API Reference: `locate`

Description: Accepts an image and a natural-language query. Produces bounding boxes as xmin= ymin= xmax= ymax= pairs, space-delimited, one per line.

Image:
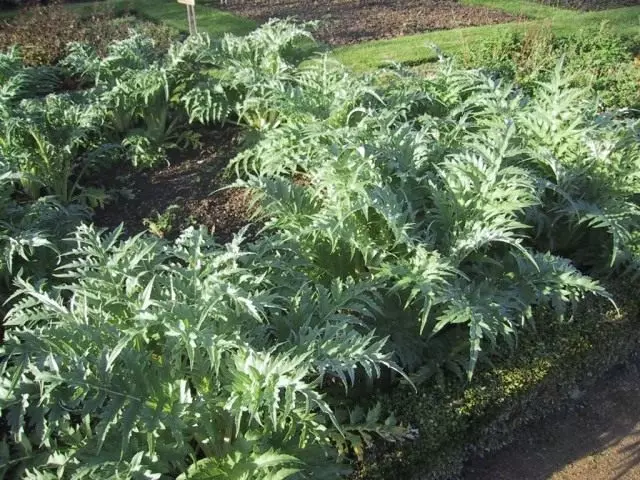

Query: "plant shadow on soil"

xmin=464 ymin=351 xmax=640 ymax=480
xmin=92 ymin=126 xmax=257 ymax=244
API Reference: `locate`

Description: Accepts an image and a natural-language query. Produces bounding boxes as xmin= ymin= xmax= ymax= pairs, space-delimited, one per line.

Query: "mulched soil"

xmin=464 ymin=351 xmax=640 ymax=480
xmin=92 ymin=127 xmax=256 ymax=244
xmin=217 ymin=0 xmax=523 ymax=46
xmin=533 ymin=0 xmax=639 ymax=11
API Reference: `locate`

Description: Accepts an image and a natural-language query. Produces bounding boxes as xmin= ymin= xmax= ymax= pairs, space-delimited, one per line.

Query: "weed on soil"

xmin=464 ymin=353 xmax=640 ymax=480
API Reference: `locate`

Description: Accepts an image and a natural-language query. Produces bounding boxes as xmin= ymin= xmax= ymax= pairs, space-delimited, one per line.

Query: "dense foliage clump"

xmin=464 ymin=23 xmax=640 ymax=111
xmin=0 ymin=21 xmax=639 ymax=479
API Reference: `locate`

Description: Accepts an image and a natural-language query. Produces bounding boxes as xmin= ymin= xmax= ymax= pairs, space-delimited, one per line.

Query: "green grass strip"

xmin=334 ymin=2 xmax=640 ymax=70
xmin=131 ymin=0 xmax=257 ymax=37
xmin=1 ymin=0 xmax=256 ymax=37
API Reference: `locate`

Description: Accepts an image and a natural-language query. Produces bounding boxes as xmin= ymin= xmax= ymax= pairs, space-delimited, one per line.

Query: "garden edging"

xmin=357 ymin=280 xmax=640 ymax=480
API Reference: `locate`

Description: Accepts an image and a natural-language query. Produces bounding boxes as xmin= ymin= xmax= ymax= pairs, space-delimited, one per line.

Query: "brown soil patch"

xmin=92 ymin=127 xmax=256 ymax=244
xmin=533 ymin=0 xmax=639 ymax=11
xmin=464 ymin=352 xmax=640 ymax=480
xmin=216 ymin=0 xmax=523 ymax=46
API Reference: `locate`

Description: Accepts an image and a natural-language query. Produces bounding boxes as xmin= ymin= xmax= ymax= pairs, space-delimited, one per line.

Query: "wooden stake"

xmin=177 ymin=0 xmax=198 ymax=35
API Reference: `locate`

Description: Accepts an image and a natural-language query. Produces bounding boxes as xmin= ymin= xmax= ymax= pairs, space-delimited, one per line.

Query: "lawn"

xmin=129 ymin=0 xmax=257 ymax=37
xmin=74 ymin=0 xmax=257 ymax=36
xmin=334 ymin=0 xmax=640 ymax=69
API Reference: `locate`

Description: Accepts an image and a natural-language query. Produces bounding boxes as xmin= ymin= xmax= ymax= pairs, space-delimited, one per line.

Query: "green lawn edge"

xmin=354 ymin=279 xmax=640 ymax=480
xmin=130 ymin=0 xmax=256 ymax=37
xmin=333 ymin=2 xmax=640 ymax=70
xmin=1 ymin=0 xmax=257 ymax=37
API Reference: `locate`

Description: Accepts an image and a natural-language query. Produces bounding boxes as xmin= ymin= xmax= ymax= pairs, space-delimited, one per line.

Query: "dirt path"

xmin=464 ymin=353 xmax=640 ymax=480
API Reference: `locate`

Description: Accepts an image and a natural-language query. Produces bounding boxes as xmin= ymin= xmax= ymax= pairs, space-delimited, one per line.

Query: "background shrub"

xmin=464 ymin=23 xmax=640 ymax=111
xmin=354 ymin=280 xmax=640 ymax=480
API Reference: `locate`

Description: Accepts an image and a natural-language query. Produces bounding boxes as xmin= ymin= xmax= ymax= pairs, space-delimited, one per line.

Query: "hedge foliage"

xmin=356 ymin=280 xmax=640 ymax=479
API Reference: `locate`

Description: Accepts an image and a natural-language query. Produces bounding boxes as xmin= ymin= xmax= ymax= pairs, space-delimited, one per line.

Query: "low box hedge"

xmin=356 ymin=279 xmax=640 ymax=480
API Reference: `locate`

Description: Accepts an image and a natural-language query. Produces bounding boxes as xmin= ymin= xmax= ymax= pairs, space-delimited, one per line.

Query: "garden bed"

xmin=3 ymin=19 xmax=640 ymax=480
xmin=218 ymin=0 xmax=523 ymax=45
xmin=93 ymin=127 xmax=255 ymax=243
xmin=0 ymin=3 xmax=178 ymax=65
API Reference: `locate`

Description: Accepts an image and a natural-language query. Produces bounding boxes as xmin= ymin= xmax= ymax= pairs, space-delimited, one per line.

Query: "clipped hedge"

xmin=356 ymin=280 xmax=640 ymax=479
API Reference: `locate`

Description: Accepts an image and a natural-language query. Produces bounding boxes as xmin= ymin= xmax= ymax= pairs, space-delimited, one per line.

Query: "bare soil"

xmin=533 ymin=0 xmax=639 ymax=11
xmin=464 ymin=352 xmax=640 ymax=480
xmin=93 ymin=127 xmax=256 ymax=244
xmin=216 ymin=0 xmax=523 ymax=46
